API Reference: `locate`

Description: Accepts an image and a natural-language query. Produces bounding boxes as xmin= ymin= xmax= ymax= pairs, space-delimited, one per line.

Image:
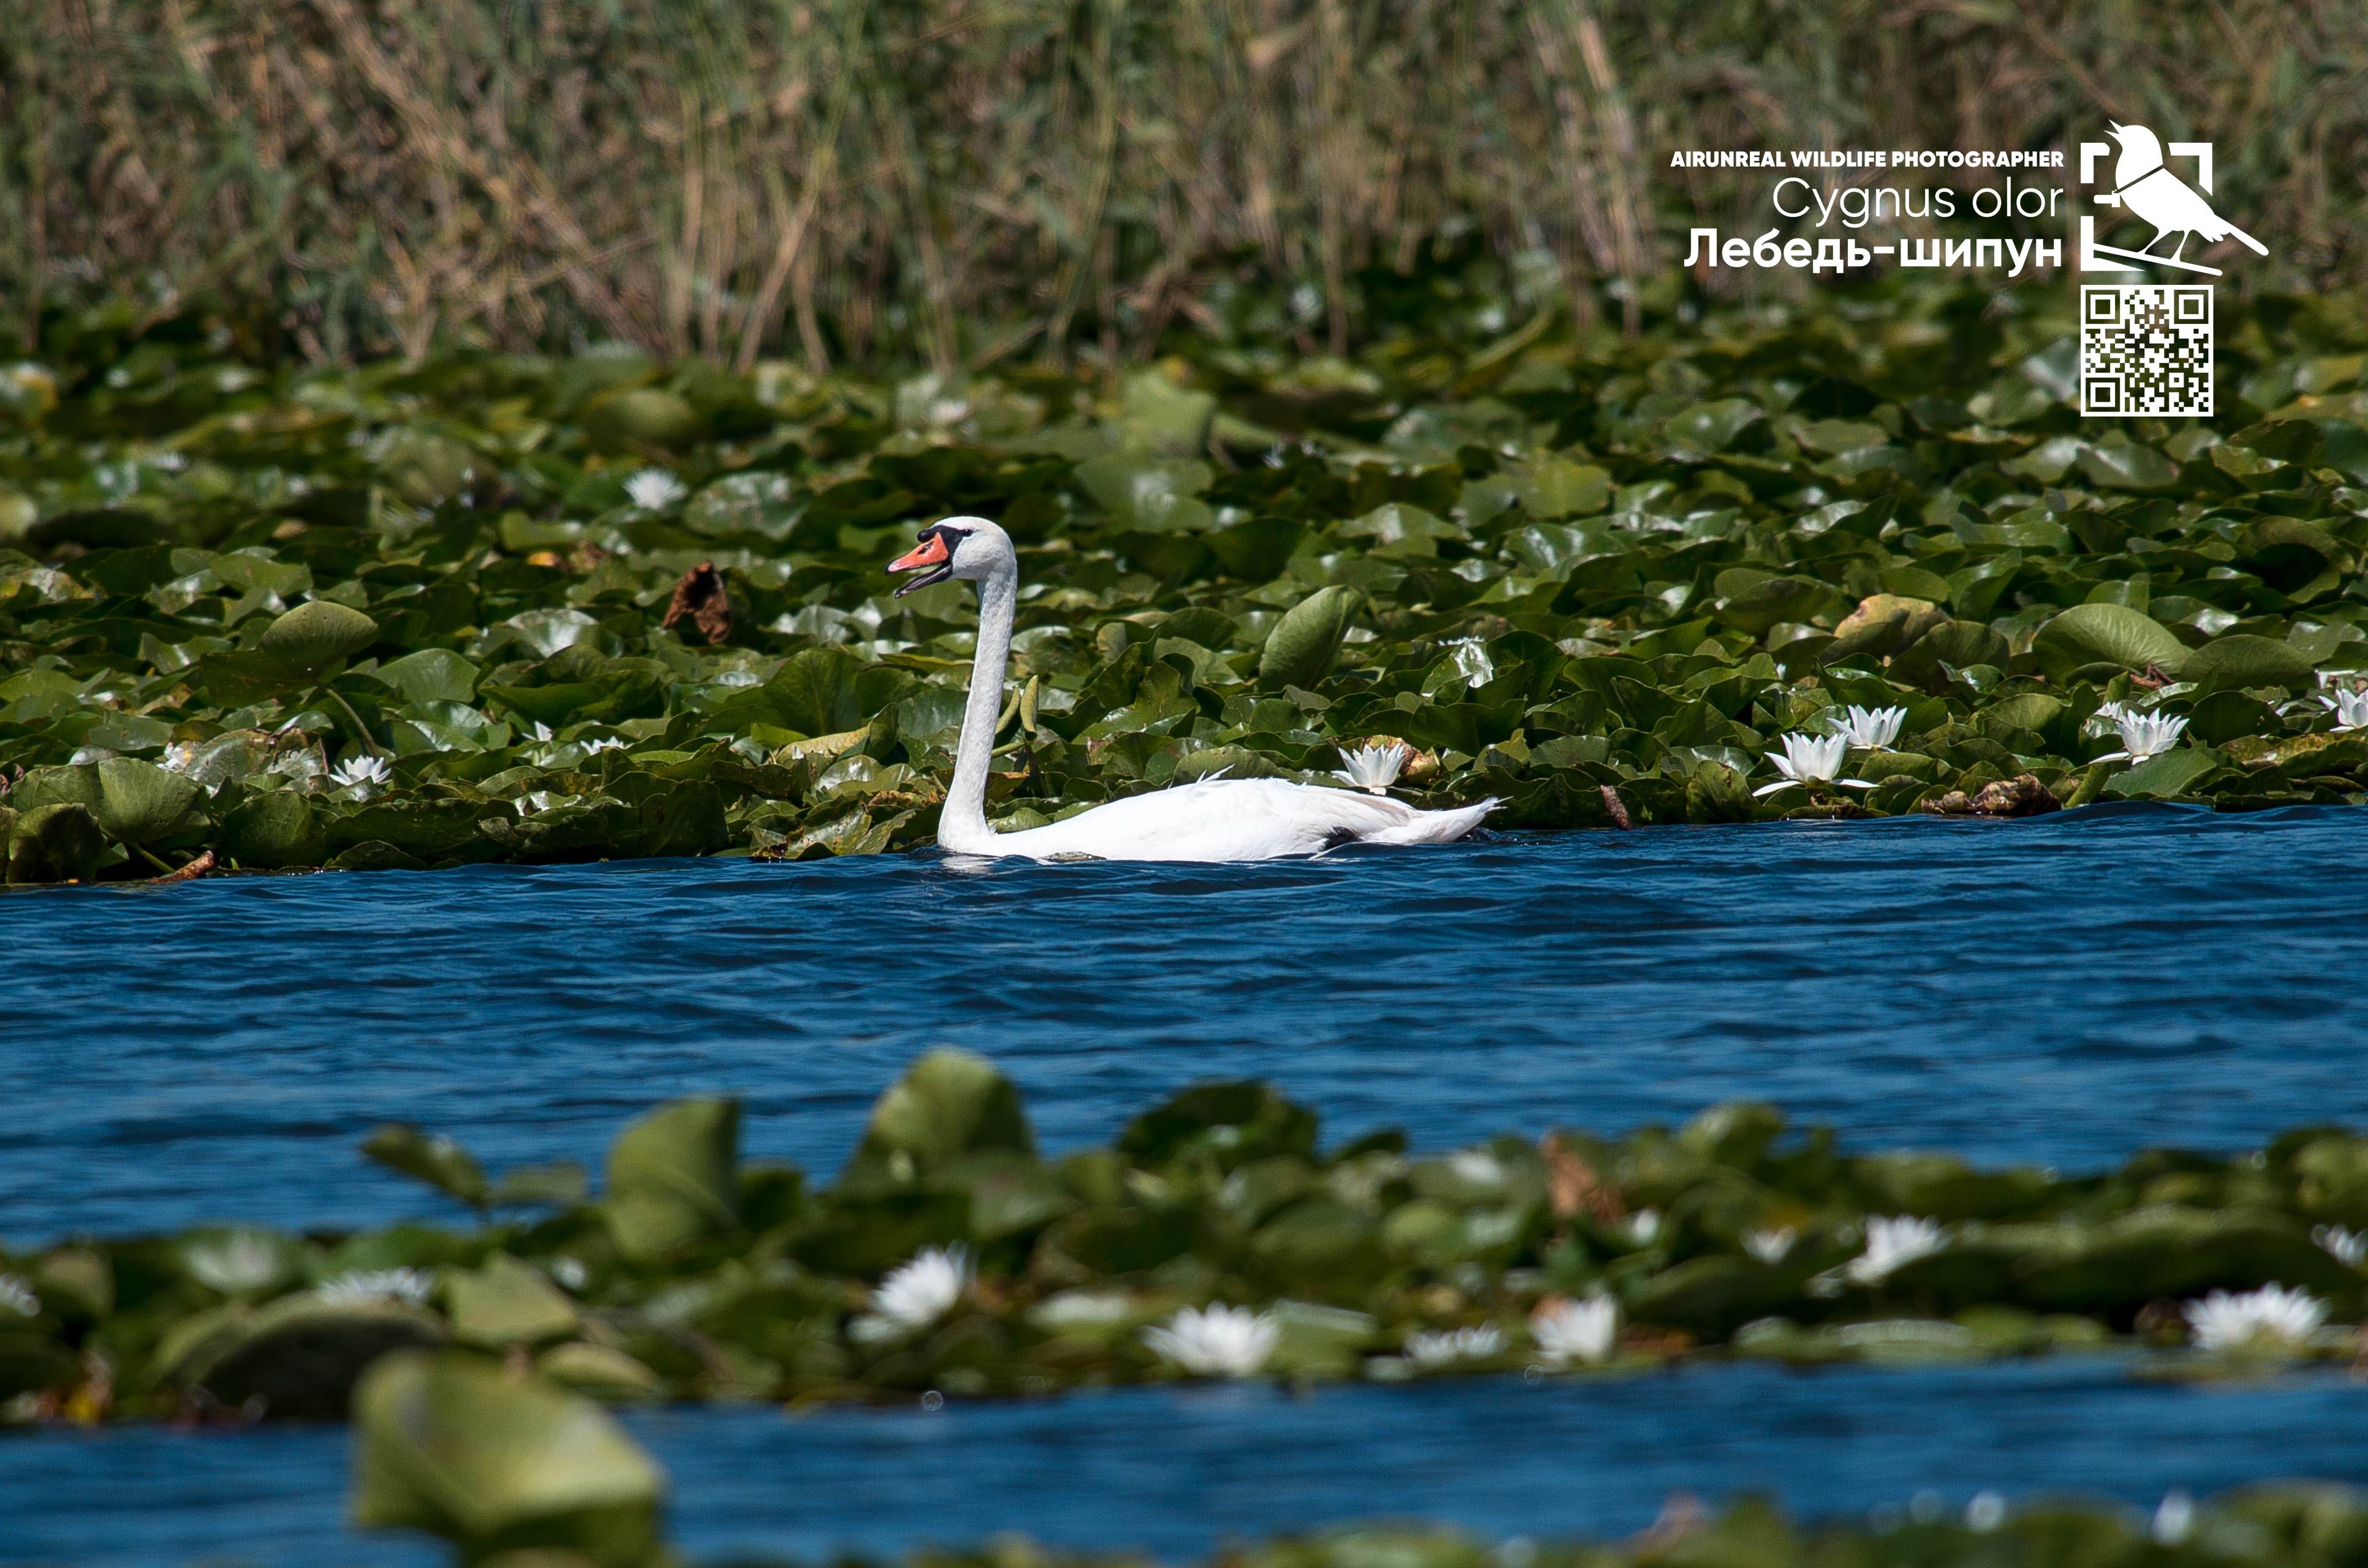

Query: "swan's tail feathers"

xmin=1364 ymin=797 xmax=1498 ymax=846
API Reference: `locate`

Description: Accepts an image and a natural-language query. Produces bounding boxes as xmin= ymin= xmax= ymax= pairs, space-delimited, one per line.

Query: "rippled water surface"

xmin=12 ymin=1361 xmax=2368 ymax=1568
xmin=6 ymin=807 xmax=2368 ymax=1564
xmin=6 ymin=807 xmax=2366 ymax=1237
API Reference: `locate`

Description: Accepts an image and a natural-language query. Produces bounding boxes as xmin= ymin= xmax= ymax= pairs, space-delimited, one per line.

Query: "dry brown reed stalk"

xmin=2 ymin=0 xmax=2359 ymax=366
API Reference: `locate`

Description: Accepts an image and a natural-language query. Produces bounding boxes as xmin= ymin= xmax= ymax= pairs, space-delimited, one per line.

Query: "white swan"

xmin=887 ymin=515 xmax=1496 ymax=862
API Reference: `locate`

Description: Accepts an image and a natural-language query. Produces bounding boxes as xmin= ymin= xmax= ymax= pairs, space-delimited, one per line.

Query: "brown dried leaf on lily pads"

xmin=662 ymin=562 xmax=732 ymax=644
xmin=1541 ymin=1133 xmax=1623 ymax=1223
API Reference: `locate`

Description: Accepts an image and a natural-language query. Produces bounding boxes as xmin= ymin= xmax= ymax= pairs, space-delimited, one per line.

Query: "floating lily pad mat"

xmin=3 ymin=808 xmax=2363 ymax=1238
xmin=8 ymin=1047 xmax=2368 ymax=1438
xmin=12 ymin=1363 xmax=2368 ymax=1567
xmin=5 ymin=283 xmax=2368 ymax=885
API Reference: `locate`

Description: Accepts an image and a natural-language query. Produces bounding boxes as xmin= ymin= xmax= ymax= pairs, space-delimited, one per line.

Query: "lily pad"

xmin=257 ymin=600 xmax=379 ymax=678
xmin=605 ymin=1098 xmax=742 ymax=1261
xmin=841 ymin=1049 xmax=1035 ymax=1189
xmin=7 ymin=802 xmax=107 ymax=883
xmin=1258 ymin=585 xmax=1357 ymax=688
xmin=90 ymin=757 xmax=203 ymax=847
xmin=352 ymin=1351 xmax=665 ymax=1560
xmin=2032 ymin=602 xmax=2187 ymax=682
xmin=2182 ymin=634 xmax=2318 ymax=691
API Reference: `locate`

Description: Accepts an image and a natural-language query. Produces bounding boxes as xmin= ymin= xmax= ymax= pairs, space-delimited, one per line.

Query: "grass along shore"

xmin=7 ymin=2 xmax=2364 ymax=368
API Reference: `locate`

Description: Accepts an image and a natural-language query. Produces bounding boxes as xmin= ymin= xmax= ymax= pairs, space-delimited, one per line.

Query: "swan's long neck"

xmin=937 ymin=563 xmax=1016 ymax=854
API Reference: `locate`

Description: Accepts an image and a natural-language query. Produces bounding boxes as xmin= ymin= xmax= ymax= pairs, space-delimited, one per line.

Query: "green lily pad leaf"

xmin=1206 ymin=517 xmax=1306 ymax=580
xmin=1257 ymin=584 xmax=1356 ymax=688
xmin=176 ymin=1294 xmax=445 ymax=1419
xmin=537 ymin=1341 xmax=664 ymax=1398
xmin=2078 ymin=440 xmax=2180 ymax=491
xmin=90 ymin=756 xmax=203 ymax=847
xmin=2032 ymin=603 xmax=2187 ymax=683
xmin=1118 ymin=1082 xmax=1318 ymax=1173
xmin=363 ymin=1125 xmax=491 ymax=1210
xmin=446 ymin=1254 xmax=579 ymax=1348
xmin=1515 ymin=457 xmax=1611 ymax=519
xmin=2186 ymin=690 xmax=2277 ymax=747
xmin=842 ymin=1049 xmax=1035 ymax=1189
xmin=490 ymin=1162 xmax=589 ymax=1208
xmin=1157 ymin=607 xmax=1239 ymax=651
xmin=7 ymin=802 xmax=107 ymax=883
xmin=482 ymin=681 xmax=608 ymax=728
xmin=605 ymin=1099 xmax=741 ymax=1261
xmin=580 ymin=386 xmax=700 ymax=451
xmin=257 ymin=600 xmax=379 ymax=679
xmin=1076 ymin=456 xmax=1215 ymax=532
xmin=1632 ymin=1256 xmax=1798 ymax=1339
xmin=1977 ymin=693 xmax=2064 ymax=741
xmin=2105 ymin=747 xmax=2219 ymax=799
xmin=1663 ymin=398 xmax=1765 ymax=456
xmin=1118 ymin=369 xmax=1216 ymax=456
xmin=2010 ymin=1209 xmax=2356 ymax=1311
xmin=352 ymin=1351 xmax=665 ymax=1555
xmin=764 ymin=647 xmax=880 ymax=737
xmin=1714 ymin=573 xmax=1847 ymax=637
xmin=2181 ymin=633 xmax=2318 ymax=690
xmin=220 ymin=791 xmax=323 ymax=869
xmin=370 ymin=649 xmax=481 ymax=705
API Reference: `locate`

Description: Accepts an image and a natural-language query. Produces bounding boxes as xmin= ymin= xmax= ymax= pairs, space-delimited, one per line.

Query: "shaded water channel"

xmin=4 ymin=806 xmax=2366 ymax=1562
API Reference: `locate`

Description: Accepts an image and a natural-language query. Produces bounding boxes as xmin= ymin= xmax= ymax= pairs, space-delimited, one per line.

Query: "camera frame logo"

xmin=2075 ymin=124 xmax=2266 ymax=420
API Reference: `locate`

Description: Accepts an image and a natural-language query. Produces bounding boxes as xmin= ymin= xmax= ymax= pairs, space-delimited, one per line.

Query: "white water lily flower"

xmin=1332 ymin=741 xmax=1409 ymax=794
xmin=161 ymin=739 xmax=202 ymax=776
xmin=1965 ymin=1492 xmax=2007 ymax=1533
xmin=1742 ymin=1226 xmax=1798 ymax=1264
xmin=1448 ymin=1149 xmax=1507 ymax=1186
xmin=624 ymin=469 xmax=688 ymax=510
xmin=1753 ymin=731 xmax=1875 ymax=796
xmin=1832 ymin=704 xmax=1906 ymax=750
xmin=2152 ymin=1491 xmax=2196 ymax=1546
xmin=327 ymin=755 xmax=393 ymax=798
xmin=312 ymin=1267 xmax=432 ymax=1308
xmin=1625 ymin=1208 xmax=1663 ymax=1246
xmin=2183 ymin=1283 xmax=2329 ymax=1351
xmin=2313 ymin=1225 xmax=2367 ymax=1268
xmin=2092 ymin=709 xmax=2188 ymax=764
xmin=1402 ymin=1324 xmax=1505 ymax=1369
xmin=1143 ymin=1304 xmax=1277 ymax=1377
xmin=0 ymin=1275 xmax=38 ymax=1317
xmin=869 ymin=1246 xmax=972 ymax=1333
xmin=1845 ymin=1215 xmax=1945 ymax=1285
xmin=583 ymin=736 xmax=626 ymax=755
xmin=1529 ymin=1294 xmax=1619 ymax=1365
xmin=1447 ymin=637 xmax=1496 ymax=688
xmin=2318 ymin=688 xmax=2368 ymax=731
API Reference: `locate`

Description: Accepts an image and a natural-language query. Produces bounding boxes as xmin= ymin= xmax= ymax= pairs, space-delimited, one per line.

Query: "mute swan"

xmin=887 ymin=515 xmax=1496 ymax=862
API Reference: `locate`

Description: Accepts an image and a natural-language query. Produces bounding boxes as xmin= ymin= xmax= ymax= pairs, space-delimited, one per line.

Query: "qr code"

xmin=2081 ymin=285 xmax=2212 ymax=417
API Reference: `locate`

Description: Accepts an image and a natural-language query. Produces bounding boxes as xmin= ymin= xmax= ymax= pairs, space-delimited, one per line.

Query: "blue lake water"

xmin=4 ymin=805 xmax=2368 ymax=1564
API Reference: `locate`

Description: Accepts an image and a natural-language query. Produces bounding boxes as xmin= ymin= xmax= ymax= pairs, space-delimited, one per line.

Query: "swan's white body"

xmin=890 ymin=516 xmax=1494 ymax=863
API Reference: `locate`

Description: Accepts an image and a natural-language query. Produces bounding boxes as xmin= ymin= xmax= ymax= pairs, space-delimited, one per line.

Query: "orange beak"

xmin=888 ymin=529 xmax=955 ymax=595
xmin=887 ymin=533 xmax=949 ymax=574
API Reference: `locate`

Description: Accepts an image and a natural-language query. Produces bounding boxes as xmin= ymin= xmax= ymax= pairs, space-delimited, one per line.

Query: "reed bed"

xmin=5 ymin=1 xmax=2362 ymax=368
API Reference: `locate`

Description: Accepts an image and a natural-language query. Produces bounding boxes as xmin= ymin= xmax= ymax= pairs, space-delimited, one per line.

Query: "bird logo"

xmin=2089 ymin=123 xmax=2267 ymax=273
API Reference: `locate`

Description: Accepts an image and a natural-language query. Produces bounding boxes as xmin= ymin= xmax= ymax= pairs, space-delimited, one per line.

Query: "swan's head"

xmin=888 ymin=515 xmax=1012 ymax=597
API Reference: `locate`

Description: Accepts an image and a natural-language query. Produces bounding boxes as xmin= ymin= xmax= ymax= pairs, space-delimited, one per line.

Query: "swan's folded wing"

xmin=989 ymin=777 xmax=1490 ymax=862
